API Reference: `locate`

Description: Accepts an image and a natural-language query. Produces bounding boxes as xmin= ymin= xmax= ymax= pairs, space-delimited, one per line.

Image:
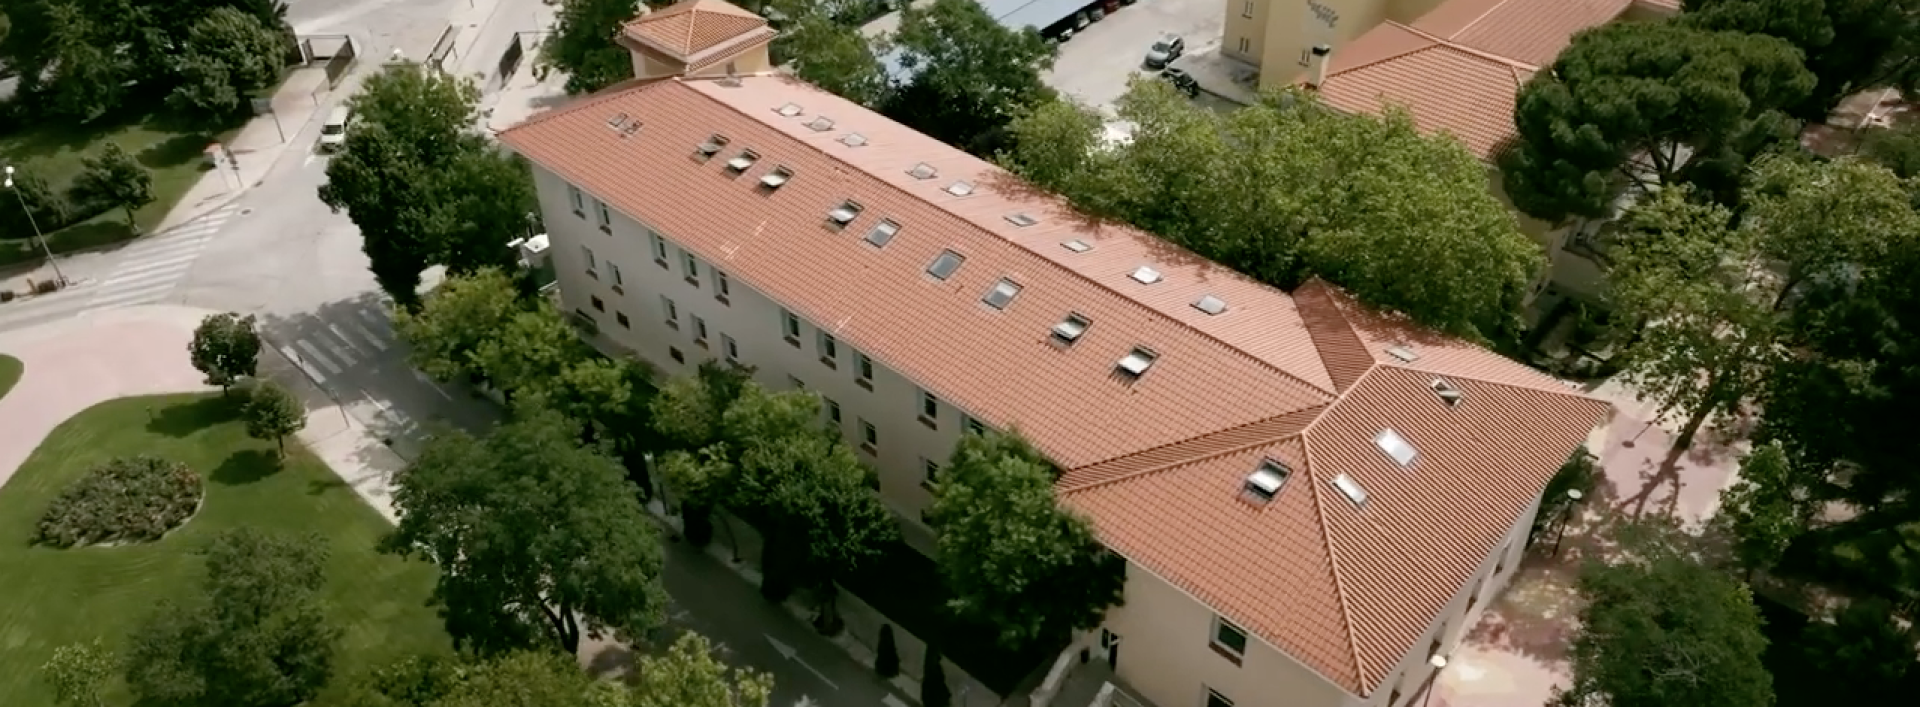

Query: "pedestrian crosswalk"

xmin=274 ymin=301 xmax=400 ymax=387
xmin=268 ymin=297 xmax=440 ymax=449
xmin=84 ymin=204 xmax=239 ymax=311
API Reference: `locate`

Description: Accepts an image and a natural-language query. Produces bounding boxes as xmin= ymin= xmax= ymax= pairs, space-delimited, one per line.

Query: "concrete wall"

xmin=1229 ymin=0 xmax=1445 ymax=88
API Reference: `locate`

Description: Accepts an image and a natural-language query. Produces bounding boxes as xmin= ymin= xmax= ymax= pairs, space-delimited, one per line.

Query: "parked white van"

xmin=317 ymin=107 xmax=351 ymax=152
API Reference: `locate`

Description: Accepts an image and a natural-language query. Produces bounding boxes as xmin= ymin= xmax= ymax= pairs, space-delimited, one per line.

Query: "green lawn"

xmin=0 ymin=113 xmax=238 ymax=267
xmin=0 ymin=354 xmax=19 ymax=401
xmin=0 ymin=394 xmax=450 ymax=705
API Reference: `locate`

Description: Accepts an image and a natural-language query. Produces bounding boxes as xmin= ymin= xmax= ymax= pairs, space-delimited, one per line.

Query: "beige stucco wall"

xmin=632 ymin=47 xmax=687 ymax=80
xmin=1230 ymin=0 xmax=1447 ymax=88
xmin=688 ymin=43 xmax=774 ymax=78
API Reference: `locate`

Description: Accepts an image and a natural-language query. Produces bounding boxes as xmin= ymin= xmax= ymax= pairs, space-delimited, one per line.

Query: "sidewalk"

xmin=156 ymin=67 xmax=336 ymax=233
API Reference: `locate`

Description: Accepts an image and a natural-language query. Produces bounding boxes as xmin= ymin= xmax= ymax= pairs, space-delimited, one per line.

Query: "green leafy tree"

xmin=1004 ymin=83 xmax=1542 ymax=338
xmin=382 ymin=406 xmax=668 ymax=655
xmin=474 ymin=304 xmax=592 ymax=400
xmin=1861 ymin=118 xmax=1920 ymax=181
xmin=1499 ymin=21 xmax=1815 ymax=222
xmin=30 ymin=1 xmax=129 ymax=120
xmin=1553 ymin=521 xmax=1774 ymax=707
xmin=166 ymin=7 xmax=288 ymax=118
xmin=1713 ymin=441 xmax=1811 ymax=577
xmin=425 ymin=651 xmax=615 ymax=707
xmin=320 ymin=123 xmax=439 ymax=308
xmin=124 ymin=529 xmax=342 ymax=707
xmin=1797 ymin=597 xmax=1918 ymax=705
xmin=394 ymin=267 xmax=525 ymax=383
xmin=244 ymin=380 xmax=305 ymax=456
xmin=748 ymin=430 xmax=898 ymax=631
xmin=69 ymin=143 xmax=153 ymax=229
xmin=540 ymin=0 xmax=640 ymax=95
xmin=770 ymin=0 xmax=888 ymax=106
xmin=0 ymin=163 xmax=71 ymax=238
xmin=1683 ymin=0 xmax=1920 ymax=119
xmin=421 ymin=149 xmax=538 ymax=276
xmin=629 ymin=632 xmax=775 ymax=707
xmin=931 ymin=431 xmax=1124 ymax=651
xmin=188 ymin=312 xmax=262 ymax=395
xmin=1530 ymin=447 xmax=1600 ymax=544
xmin=886 ymin=0 xmax=1057 ymax=156
xmin=41 ymin=639 xmax=115 ymax=707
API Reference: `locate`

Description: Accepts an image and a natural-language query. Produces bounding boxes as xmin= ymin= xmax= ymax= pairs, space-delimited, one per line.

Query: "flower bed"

xmin=34 ymin=455 xmax=203 ymax=548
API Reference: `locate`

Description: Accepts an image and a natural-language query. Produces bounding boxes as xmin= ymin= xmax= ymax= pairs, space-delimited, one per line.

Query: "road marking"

xmin=280 ymin=344 xmax=327 ymax=384
xmin=91 ymin=281 xmax=180 ymax=309
xmin=357 ymin=307 xmax=392 ymax=331
xmin=348 ymin=322 xmax=390 ymax=351
xmin=103 ymin=251 xmax=203 ymax=283
xmin=881 ymin=696 xmax=910 ymax=707
xmin=320 ymin=337 xmax=358 ymax=367
xmin=294 ymin=339 xmax=343 ymax=375
xmin=765 ymin=635 xmax=839 ymax=691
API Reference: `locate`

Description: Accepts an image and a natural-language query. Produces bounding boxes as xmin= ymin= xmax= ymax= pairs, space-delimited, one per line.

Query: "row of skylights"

xmin=840 ymin=133 xmax=869 ymax=147
xmin=1242 ymin=458 xmax=1367 ymax=508
xmin=1062 ymin=239 xmax=1092 ymax=253
xmin=910 ymin=162 xmax=938 ymax=180
xmin=946 ymin=181 xmax=974 ymax=196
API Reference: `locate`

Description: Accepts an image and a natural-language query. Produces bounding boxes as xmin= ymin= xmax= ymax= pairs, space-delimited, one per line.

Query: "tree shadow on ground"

xmin=307 ymin=476 xmax=349 ymax=496
xmin=138 ymin=132 xmax=216 ymax=172
xmin=583 ymin=641 xmax=639 ymax=682
xmin=210 ymin=448 xmax=282 ymax=485
xmin=1459 ymin=548 xmax=1587 ymax=666
xmin=1610 ymin=415 xmax=1748 ymax=522
xmin=146 ymin=395 xmax=240 ymax=437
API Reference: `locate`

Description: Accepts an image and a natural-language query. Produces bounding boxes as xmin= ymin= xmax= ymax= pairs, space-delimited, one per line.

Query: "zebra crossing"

xmin=269 ymin=298 xmax=443 ymax=449
xmin=84 ymin=205 xmax=239 ymax=311
xmin=273 ymin=301 xmax=400 ymax=387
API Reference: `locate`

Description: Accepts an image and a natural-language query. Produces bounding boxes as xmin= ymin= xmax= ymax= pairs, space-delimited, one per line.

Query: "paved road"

xmin=0 ymin=205 xmax=243 ymax=331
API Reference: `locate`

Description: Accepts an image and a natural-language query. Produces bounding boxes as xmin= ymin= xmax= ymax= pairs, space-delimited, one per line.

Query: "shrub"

xmin=1 ymin=290 xmax=14 ymax=303
xmin=36 ymin=456 xmax=203 ymax=548
xmin=34 ymin=279 xmax=60 ymax=294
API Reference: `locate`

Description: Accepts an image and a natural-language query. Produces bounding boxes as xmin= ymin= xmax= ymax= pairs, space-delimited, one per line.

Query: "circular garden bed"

xmin=34 ymin=455 xmax=204 ymax=548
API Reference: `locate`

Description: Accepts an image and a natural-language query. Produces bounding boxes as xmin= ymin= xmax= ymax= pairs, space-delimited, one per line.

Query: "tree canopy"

xmin=167 ymin=7 xmax=288 ymax=118
xmin=342 ymin=632 xmax=772 ymax=707
xmin=884 ymin=0 xmax=1057 ymax=156
xmin=770 ymin=0 xmax=890 ymax=106
xmin=244 ymin=380 xmax=306 ymax=456
xmin=1682 ymin=0 xmax=1920 ymax=119
xmin=930 ymin=431 xmax=1124 ymax=651
xmin=1499 ymin=20 xmax=1815 ymax=222
xmin=69 ymin=143 xmax=154 ymax=228
xmin=1554 ymin=522 xmax=1774 ymax=707
xmin=1003 ymin=82 xmax=1543 ymax=339
xmin=188 ymin=311 xmax=261 ymax=394
xmin=541 ymin=0 xmax=641 ymax=94
xmin=382 ymin=406 xmax=668 ymax=655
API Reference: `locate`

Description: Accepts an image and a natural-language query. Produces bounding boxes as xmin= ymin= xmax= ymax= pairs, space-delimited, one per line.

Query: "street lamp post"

xmin=1551 ymin=488 xmax=1586 ymax=558
xmin=1420 ymin=654 xmax=1450 ymax=707
xmin=3 ymin=165 xmax=69 ymax=287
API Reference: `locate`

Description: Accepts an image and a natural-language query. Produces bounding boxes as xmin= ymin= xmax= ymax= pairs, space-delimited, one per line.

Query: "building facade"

xmin=500 ymin=4 xmax=1610 ymax=707
xmin=1222 ymin=0 xmax=1449 ymax=91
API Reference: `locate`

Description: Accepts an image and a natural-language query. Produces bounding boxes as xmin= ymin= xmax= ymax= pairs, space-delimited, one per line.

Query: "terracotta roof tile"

xmin=623 ymin=0 xmax=772 ymax=60
xmin=500 ymin=71 xmax=1612 ymax=696
xmin=1428 ymin=0 xmax=1633 ymax=67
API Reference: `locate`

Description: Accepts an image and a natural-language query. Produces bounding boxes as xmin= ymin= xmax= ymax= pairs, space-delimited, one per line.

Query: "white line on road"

xmin=280 ymin=344 xmax=327 ymax=384
xmin=90 ymin=281 xmax=180 ymax=309
xmin=356 ymin=307 xmax=391 ymax=331
xmin=103 ymin=251 xmax=204 ymax=283
xmin=347 ymin=322 xmax=390 ymax=351
xmin=320 ymin=337 xmax=359 ymax=368
xmin=766 ymin=635 xmax=839 ymax=691
xmin=881 ymin=696 xmax=910 ymax=707
xmin=294 ymin=339 xmax=344 ymax=375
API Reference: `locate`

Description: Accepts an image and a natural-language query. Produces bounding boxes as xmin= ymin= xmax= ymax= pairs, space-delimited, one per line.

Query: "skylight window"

xmin=1245 ymin=459 xmax=1290 ymax=502
xmin=1386 ymin=345 xmax=1419 ymax=363
xmin=760 ymin=166 xmax=794 ymax=189
xmin=607 ymin=112 xmax=630 ymax=128
xmin=1331 ymin=473 xmax=1368 ymax=507
xmin=775 ymin=102 xmax=803 ymax=117
xmin=1116 ymin=347 xmax=1158 ymax=378
xmin=725 ymin=150 xmax=758 ymax=173
xmin=865 ymin=219 xmax=900 ymax=248
xmin=1005 ymin=213 xmax=1039 ymax=227
xmin=945 ymin=181 xmax=975 ymax=197
xmin=1061 ymin=239 xmax=1092 ymax=253
xmin=696 ymin=134 xmax=729 ymax=160
xmin=1130 ymin=265 xmax=1162 ymax=285
xmin=1430 ymin=378 xmax=1464 ymax=408
xmin=1193 ymin=295 xmax=1227 ymax=315
xmin=982 ymin=279 xmax=1022 ymax=310
xmin=840 ymin=133 xmax=868 ymax=147
xmin=618 ymin=120 xmax=641 ymax=138
xmin=1053 ymin=313 xmax=1090 ymax=344
xmin=927 ymin=250 xmax=966 ymax=280
xmin=806 ymin=116 xmax=835 ymax=131
xmin=827 ymin=200 xmax=863 ymax=226
xmin=908 ymin=162 xmax=938 ymax=180
xmin=1375 ymin=428 xmax=1418 ymax=467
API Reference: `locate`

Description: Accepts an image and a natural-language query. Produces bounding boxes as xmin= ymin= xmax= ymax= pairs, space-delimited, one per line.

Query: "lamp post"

xmin=3 ymin=165 xmax=69 ymax=287
xmin=1551 ymin=488 xmax=1586 ymax=558
xmin=1420 ymin=654 xmax=1450 ymax=707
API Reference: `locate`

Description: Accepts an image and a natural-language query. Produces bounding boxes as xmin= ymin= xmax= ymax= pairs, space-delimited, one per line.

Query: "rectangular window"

xmin=649 ymin=231 xmax=668 ymax=263
xmin=965 ymin=416 xmax=985 ymax=436
xmin=693 ymin=315 xmax=708 ymax=344
xmin=660 ymin=296 xmax=679 ymax=326
xmin=680 ymin=249 xmax=700 ymax=283
xmin=581 ymin=245 xmax=597 ymax=273
xmin=788 ymin=375 xmax=805 ymax=390
xmin=609 ymin=262 xmax=623 ymax=287
xmin=781 ymin=309 xmax=802 ymax=343
xmin=826 ymin=398 xmax=842 ymax=423
xmin=860 ymin=419 xmax=878 ymax=448
xmin=723 ymin=334 xmax=739 ymax=362
xmin=1210 ymin=616 xmax=1249 ymax=662
xmin=855 ymin=353 xmax=874 ymax=390
xmin=595 ymin=199 xmax=612 ymax=230
xmin=1206 ymin=688 xmax=1234 ymax=707
xmin=568 ymin=185 xmax=585 ymax=214
xmin=616 ymin=311 xmax=630 ymax=328
xmin=922 ymin=458 xmax=941 ymax=490
xmin=1241 ymin=0 xmax=1252 ymax=17
xmin=818 ymin=331 xmax=838 ymax=366
xmin=918 ymin=389 xmax=939 ymax=427
xmin=715 ymin=270 xmax=732 ymax=302
xmin=590 ymin=295 xmax=604 ymax=312
xmin=1238 ymin=36 xmax=1250 ymax=54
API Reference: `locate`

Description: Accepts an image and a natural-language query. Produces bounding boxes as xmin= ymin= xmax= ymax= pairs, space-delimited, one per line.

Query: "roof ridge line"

xmin=496 ymin=76 xmax=672 ymax=139
xmin=683 ymin=79 xmax=1342 ymax=399
xmin=1324 ymin=23 xmax=1443 ymax=80
xmin=1394 ymin=21 xmax=1541 ymax=71
xmin=1300 ymin=362 xmax=1382 ymax=437
xmin=1056 ymin=407 xmax=1328 ymax=494
xmin=1385 ymin=362 xmax=1602 ymax=402
xmin=1299 ymin=432 xmax=1372 ymax=690
xmin=1445 ymin=0 xmax=1519 ymax=42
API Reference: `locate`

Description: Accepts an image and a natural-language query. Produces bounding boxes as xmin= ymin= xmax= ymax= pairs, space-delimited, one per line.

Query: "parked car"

xmin=1102 ymin=0 xmax=1121 ymax=11
xmin=1160 ymin=67 xmax=1200 ymax=98
xmin=1073 ymin=10 xmax=1091 ymax=29
xmin=317 ymin=106 xmax=352 ymax=153
xmin=1089 ymin=6 xmax=1105 ymax=21
xmin=1145 ymin=34 xmax=1185 ymax=69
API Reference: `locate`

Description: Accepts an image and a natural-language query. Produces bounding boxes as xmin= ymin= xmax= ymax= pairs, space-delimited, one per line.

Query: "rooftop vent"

xmin=725 ymin=150 xmax=758 ymax=173
xmin=840 ymin=132 xmax=869 ymax=147
xmin=1430 ymin=378 xmax=1463 ymax=408
xmin=1117 ymin=347 xmax=1158 ymax=378
xmin=1374 ymin=428 xmax=1418 ymax=467
xmin=1006 ymin=213 xmax=1039 ymax=227
xmin=775 ymin=102 xmax=803 ymax=117
xmin=618 ymin=120 xmax=641 ymax=138
xmin=1244 ymin=459 xmax=1290 ymax=502
xmin=607 ymin=112 xmax=630 ymax=128
xmin=1386 ymin=345 xmax=1419 ymax=363
xmin=1053 ymin=313 xmax=1090 ymax=345
xmin=983 ymin=278 xmax=1022 ymax=310
xmin=696 ymin=134 xmax=729 ymax=159
xmin=1062 ymin=239 xmax=1092 ymax=253
xmin=945 ymin=181 xmax=975 ymax=197
xmin=1331 ymin=473 xmax=1368 ymax=507
xmin=828 ymin=200 xmax=863 ymax=225
xmin=1193 ymin=295 xmax=1227 ymax=315
xmin=806 ymin=116 xmax=835 ymax=132
xmin=908 ymin=162 xmax=938 ymax=179
xmin=865 ymin=219 xmax=900 ymax=248
xmin=927 ymin=249 xmax=966 ymax=280
xmin=760 ymin=166 xmax=794 ymax=189
xmin=1130 ymin=266 xmax=1163 ymax=285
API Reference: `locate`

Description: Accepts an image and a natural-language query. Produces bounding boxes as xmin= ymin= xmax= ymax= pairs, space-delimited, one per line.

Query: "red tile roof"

xmin=499 ymin=72 xmax=1610 ymax=696
xmin=1315 ymin=0 xmax=1635 ymax=160
xmin=622 ymin=0 xmax=774 ymax=62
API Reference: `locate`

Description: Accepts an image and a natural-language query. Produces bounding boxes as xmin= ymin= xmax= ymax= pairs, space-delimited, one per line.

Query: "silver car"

xmin=1145 ymin=34 xmax=1185 ymax=70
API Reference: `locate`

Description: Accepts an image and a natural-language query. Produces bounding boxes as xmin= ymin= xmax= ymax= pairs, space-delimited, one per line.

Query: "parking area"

xmin=1044 ymin=0 xmax=1226 ymax=116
